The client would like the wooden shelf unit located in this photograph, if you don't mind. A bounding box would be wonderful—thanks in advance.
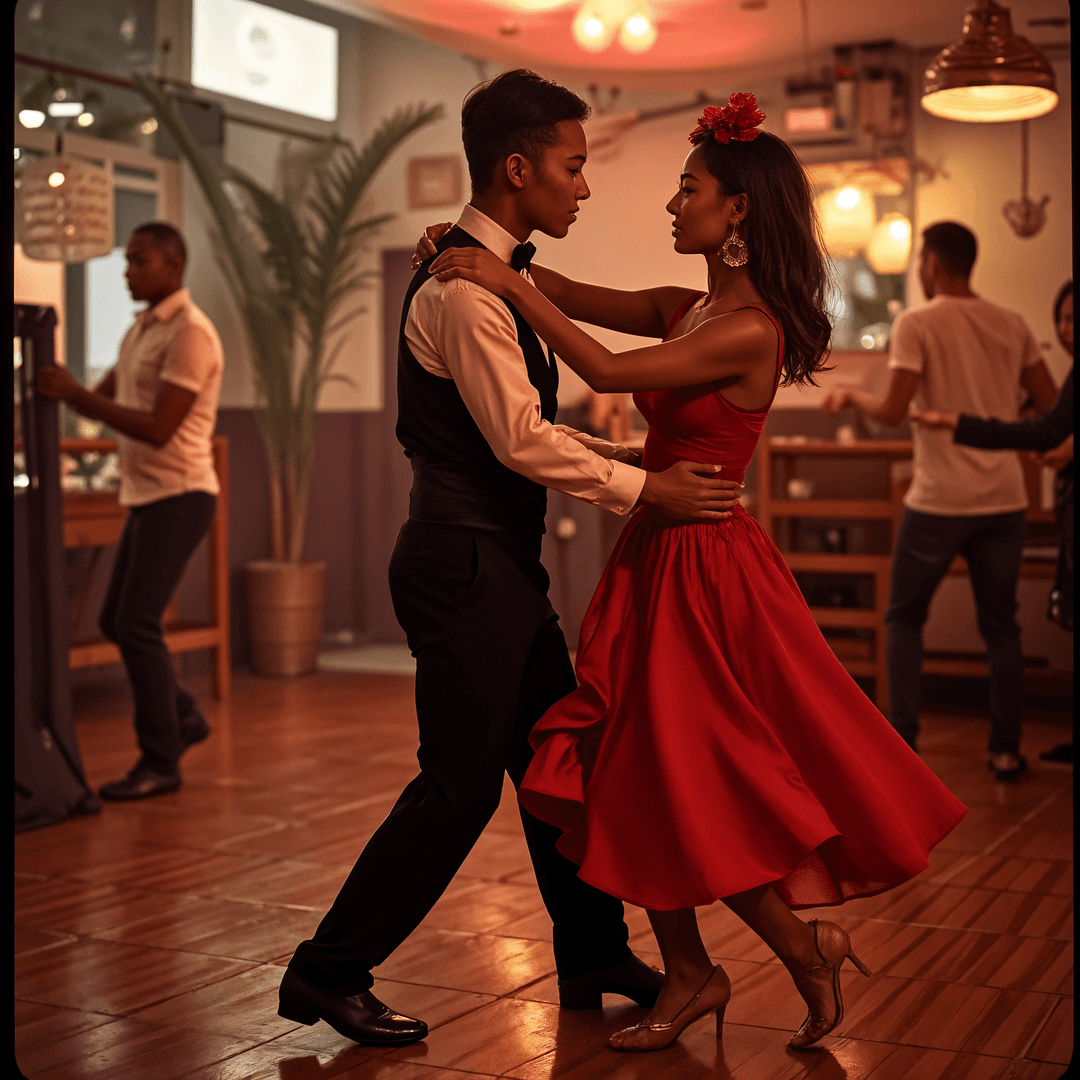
[61,436,231,699]
[755,437,1058,712]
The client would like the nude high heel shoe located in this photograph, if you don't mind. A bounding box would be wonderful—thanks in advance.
[609,966,730,1052]
[788,919,872,1051]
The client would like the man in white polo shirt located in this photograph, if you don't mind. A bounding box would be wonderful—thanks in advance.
[824,221,1058,780]
[38,222,223,800]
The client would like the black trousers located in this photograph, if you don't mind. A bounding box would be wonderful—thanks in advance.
[885,508,1026,755]
[98,491,217,774]
[289,520,632,995]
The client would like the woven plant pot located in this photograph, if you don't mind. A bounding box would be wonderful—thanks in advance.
[244,560,327,676]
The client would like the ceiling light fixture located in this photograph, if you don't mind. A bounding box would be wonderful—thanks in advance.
[921,0,1058,122]
[572,0,657,54]
[48,101,86,118]
[18,75,54,130]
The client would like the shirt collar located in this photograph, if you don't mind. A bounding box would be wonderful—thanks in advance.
[142,287,190,325]
[456,204,526,266]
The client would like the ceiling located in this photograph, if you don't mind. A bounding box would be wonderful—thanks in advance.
[311,0,1070,88]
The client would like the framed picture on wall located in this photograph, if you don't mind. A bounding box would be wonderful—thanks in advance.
[408,155,462,209]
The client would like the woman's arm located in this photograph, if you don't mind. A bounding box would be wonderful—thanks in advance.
[952,369,1073,451]
[430,247,772,393]
[411,223,698,338]
[529,264,701,340]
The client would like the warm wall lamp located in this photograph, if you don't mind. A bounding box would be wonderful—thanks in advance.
[921,0,1058,122]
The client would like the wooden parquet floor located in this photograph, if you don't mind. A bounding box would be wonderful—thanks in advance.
[15,669,1074,1080]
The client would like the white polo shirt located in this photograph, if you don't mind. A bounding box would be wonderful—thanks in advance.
[113,287,224,507]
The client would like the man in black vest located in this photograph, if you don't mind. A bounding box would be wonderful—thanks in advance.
[278,70,741,1047]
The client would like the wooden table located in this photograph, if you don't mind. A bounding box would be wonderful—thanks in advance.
[61,437,231,700]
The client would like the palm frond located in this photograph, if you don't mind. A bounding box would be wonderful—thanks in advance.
[131,76,441,560]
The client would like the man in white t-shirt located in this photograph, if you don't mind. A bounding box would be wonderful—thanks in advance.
[824,222,1058,780]
[38,222,223,800]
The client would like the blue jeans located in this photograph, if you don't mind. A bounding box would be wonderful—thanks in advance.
[885,508,1026,756]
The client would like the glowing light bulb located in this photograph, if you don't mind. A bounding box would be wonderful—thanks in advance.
[77,111,95,127]
[835,187,861,211]
[19,109,46,129]
[139,117,158,135]
[572,5,614,52]
[619,9,657,52]
[48,171,65,187]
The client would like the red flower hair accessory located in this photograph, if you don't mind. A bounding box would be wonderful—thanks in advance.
[689,92,766,145]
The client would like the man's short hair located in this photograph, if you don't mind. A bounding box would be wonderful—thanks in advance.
[461,69,590,195]
[131,221,187,264]
[922,221,977,278]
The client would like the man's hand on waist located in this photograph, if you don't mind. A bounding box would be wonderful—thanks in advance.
[638,460,742,522]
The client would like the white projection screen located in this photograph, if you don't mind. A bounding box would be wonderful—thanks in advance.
[191,0,338,122]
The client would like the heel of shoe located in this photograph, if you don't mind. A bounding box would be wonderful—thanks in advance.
[846,949,872,977]
[277,974,321,1026]
[714,1003,727,1038]
[278,996,320,1026]
[558,986,604,1009]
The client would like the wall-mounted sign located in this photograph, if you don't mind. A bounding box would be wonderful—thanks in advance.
[408,156,463,209]
[191,0,338,122]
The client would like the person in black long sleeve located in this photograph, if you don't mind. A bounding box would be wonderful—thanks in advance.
[913,280,1073,767]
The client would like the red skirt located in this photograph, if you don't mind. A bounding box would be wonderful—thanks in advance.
[519,508,967,911]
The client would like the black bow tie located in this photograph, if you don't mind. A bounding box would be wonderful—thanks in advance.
[511,242,536,272]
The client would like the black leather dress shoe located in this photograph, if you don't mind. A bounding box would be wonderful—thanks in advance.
[180,713,211,752]
[558,954,665,1009]
[278,968,428,1046]
[98,764,182,801]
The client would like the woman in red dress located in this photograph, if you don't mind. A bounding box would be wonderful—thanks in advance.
[428,94,967,1053]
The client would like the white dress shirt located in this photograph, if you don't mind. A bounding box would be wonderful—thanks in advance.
[404,203,646,516]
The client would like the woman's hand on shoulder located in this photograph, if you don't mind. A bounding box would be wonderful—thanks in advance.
[429,247,524,300]
[410,221,453,271]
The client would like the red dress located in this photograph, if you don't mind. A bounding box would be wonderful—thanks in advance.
[520,298,967,912]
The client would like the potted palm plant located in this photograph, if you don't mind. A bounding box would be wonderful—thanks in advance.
[134,76,441,675]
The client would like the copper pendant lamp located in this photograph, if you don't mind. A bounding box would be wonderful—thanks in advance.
[921,0,1058,123]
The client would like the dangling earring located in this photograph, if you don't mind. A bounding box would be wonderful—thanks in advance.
[722,221,748,267]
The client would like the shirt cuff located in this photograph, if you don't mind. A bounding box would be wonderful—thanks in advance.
[602,459,647,516]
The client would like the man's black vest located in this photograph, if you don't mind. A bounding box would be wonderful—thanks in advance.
[396,227,558,536]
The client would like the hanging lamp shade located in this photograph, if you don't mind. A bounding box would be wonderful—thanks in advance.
[815,186,875,258]
[16,156,114,262]
[866,213,912,275]
[921,0,1058,123]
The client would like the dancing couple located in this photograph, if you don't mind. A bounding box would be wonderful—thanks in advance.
[278,70,966,1054]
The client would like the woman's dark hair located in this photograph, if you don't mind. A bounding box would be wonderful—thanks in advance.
[921,221,977,277]
[1053,279,1072,325]
[131,221,187,263]
[690,129,831,386]
[461,69,590,195]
